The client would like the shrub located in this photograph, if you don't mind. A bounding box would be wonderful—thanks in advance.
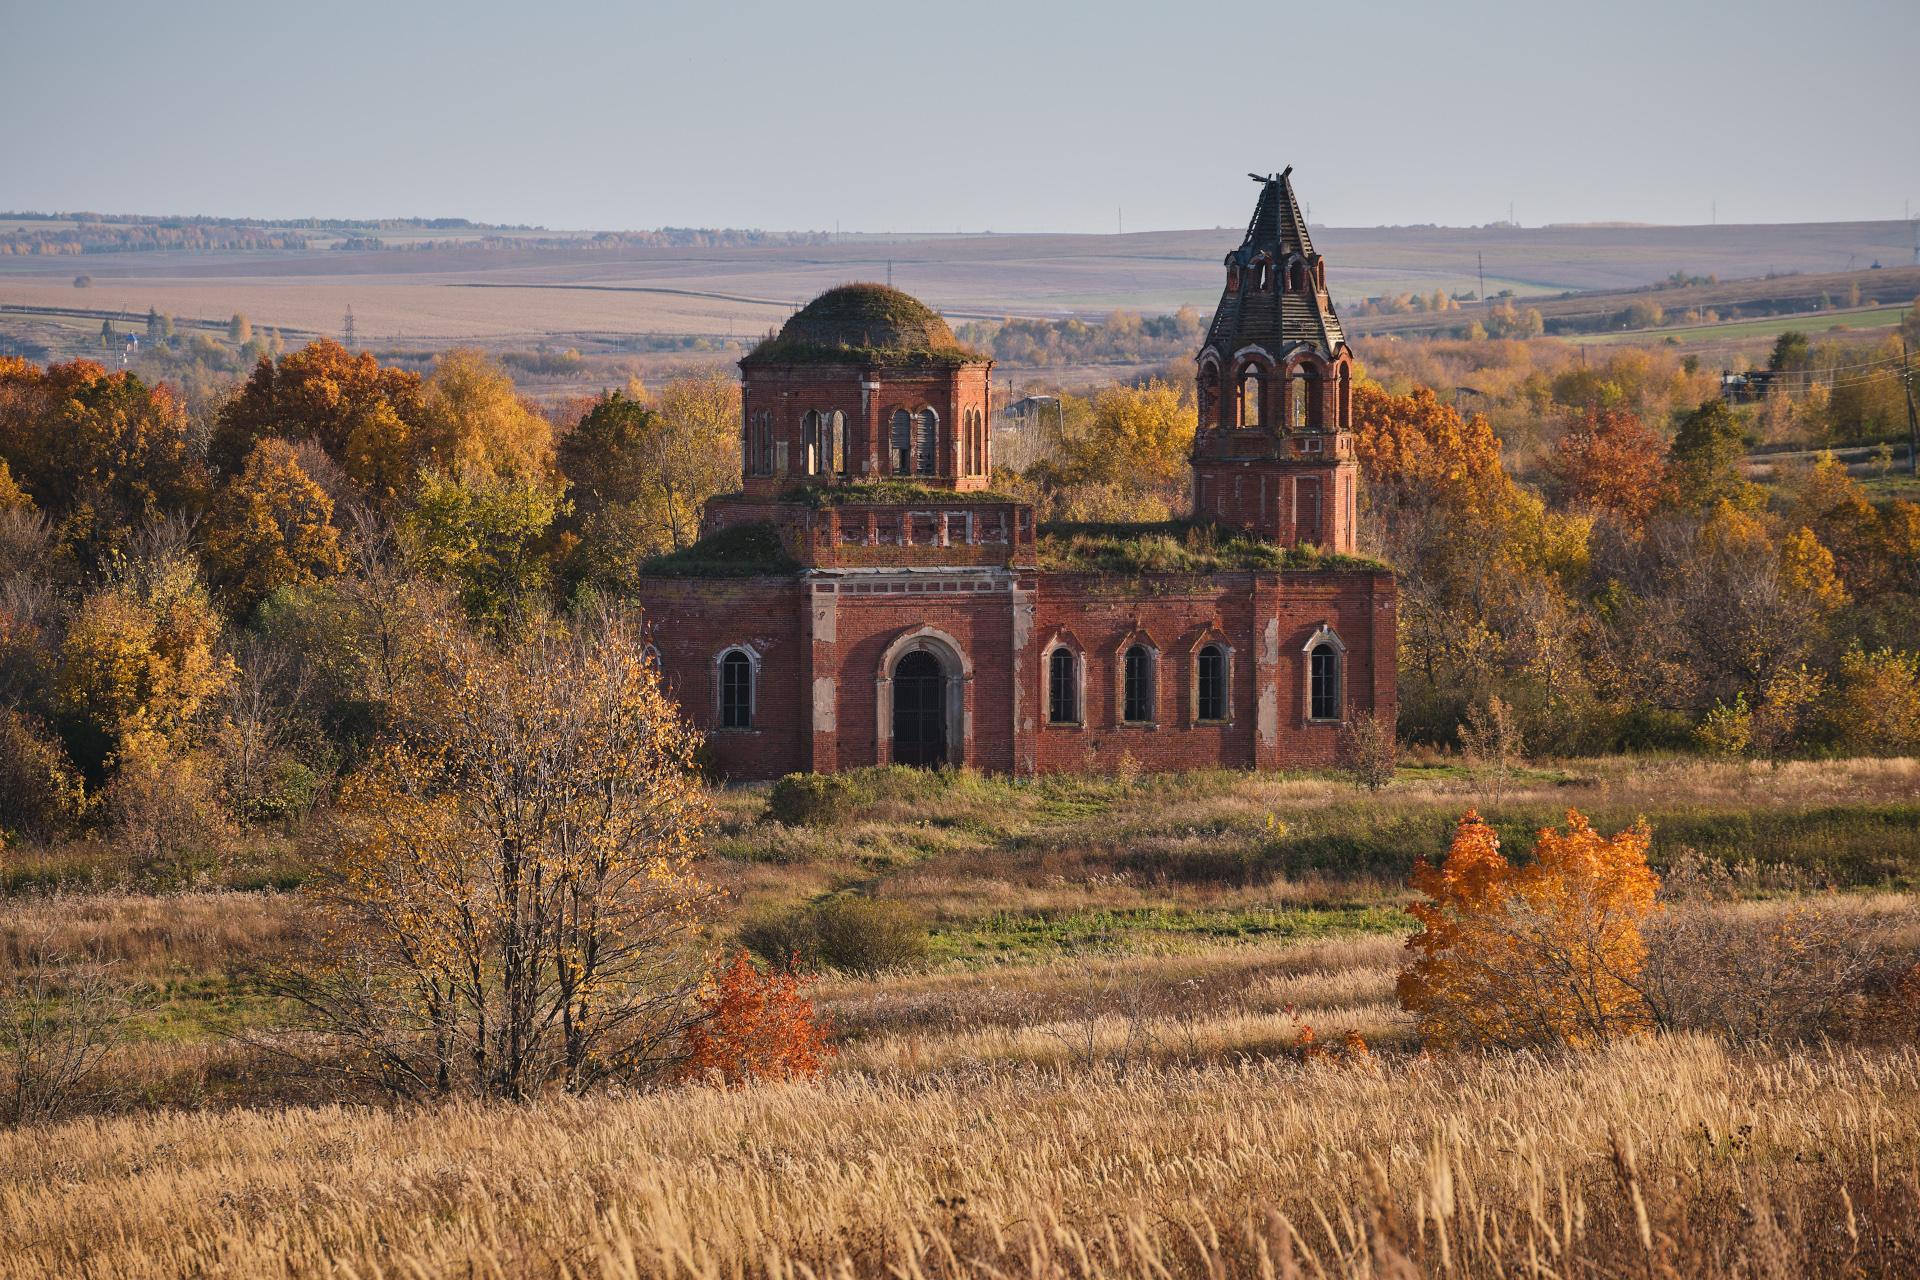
[2,947,126,1126]
[0,709,86,841]
[678,950,833,1087]
[1639,853,1894,1042]
[1397,808,1660,1050]
[766,772,861,827]
[1337,712,1398,790]
[102,748,234,880]
[741,895,928,975]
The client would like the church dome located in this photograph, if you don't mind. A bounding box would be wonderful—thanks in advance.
[742,284,983,366]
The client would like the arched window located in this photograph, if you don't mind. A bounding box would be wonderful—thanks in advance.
[1253,255,1273,291]
[1122,645,1154,723]
[1337,367,1350,430]
[751,411,775,476]
[890,409,912,474]
[1226,263,1241,292]
[640,644,660,671]
[802,409,822,475]
[1238,367,1264,429]
[829,411,848,477]
[1195,645,1226,722]
[1197,361,1220,426]
[1291,367,1312,430]
[1288,259,1308,292]
[913,408,938,476]
[1047,647,1078,725]
[719,649,754,729]
[1309,641,1341,722]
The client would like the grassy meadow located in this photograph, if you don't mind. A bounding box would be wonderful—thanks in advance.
[3,756,1919,1275]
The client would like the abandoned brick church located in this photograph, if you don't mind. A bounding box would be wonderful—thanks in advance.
[634,169,1397,779]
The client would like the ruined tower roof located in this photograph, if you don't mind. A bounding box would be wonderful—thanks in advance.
[1202,168,1345,358]
[741,283,985,367]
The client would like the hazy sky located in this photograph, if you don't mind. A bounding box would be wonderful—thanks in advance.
[3,0,1915,233]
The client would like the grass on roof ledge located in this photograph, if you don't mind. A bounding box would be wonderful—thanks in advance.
[636,522,799,578]
[1036,521,1390,574]
[740,337,984,367]
[783,481,1022,508]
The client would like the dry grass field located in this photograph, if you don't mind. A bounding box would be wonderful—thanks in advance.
[4,1036,1917,1278]
[2,757,1919,1275]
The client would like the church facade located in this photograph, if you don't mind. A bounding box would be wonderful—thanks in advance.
[634,170,1396,779]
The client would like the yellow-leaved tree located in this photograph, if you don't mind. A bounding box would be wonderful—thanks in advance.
[202,438,346,613]
[286,604,715,1100]
[1397,808,1660,1049]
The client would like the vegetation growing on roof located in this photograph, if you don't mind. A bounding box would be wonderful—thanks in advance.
[1036,521,1389,575]
[635,522,799,578]
[782,480,1020,508]
[742,283,985,367]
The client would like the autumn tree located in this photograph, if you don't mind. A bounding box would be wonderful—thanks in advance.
[1397,809,1660,1050]
[1547,407,1672,519]
[1025,378,1193,520]
[210,339,425,499]
[400,468,565,633]
[414,348,554,484]
[53,549,231,779]
[0,361,202,563]
[678,950,834,1087]
[202,439,346,613]
[1831,646,1920,754]
[560,374,739,574]
[287,608,716,1100]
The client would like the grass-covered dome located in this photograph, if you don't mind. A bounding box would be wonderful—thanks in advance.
[742,283,984,367]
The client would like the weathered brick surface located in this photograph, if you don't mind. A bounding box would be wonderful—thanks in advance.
[633,567,1396,781]
[640,203,1397,782]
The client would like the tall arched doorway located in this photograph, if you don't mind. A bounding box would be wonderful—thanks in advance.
[891,650,947,767]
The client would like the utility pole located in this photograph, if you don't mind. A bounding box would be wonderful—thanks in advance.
[1477,251,1486,307]
[342,305,357,351]
[1902,339,1919,477]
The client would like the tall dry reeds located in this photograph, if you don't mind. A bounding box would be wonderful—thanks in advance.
[0,1035,1914,1278]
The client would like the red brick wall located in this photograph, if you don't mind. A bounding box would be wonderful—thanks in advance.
[635,566,1396,782]
[739,362,994,498]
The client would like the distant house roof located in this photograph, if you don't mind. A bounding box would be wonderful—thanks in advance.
[1004,395,1058,418]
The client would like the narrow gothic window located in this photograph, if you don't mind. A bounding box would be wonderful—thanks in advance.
[1123,646,1153,723]
[1198,363,1220,426]
[719,649,754,729]
[1048,648,1078,724]
[913,408,938,476]
[890,409,912,474]
[1291,368,1311,430]
[802,409,821,475]
[830,411,848,477]
[1238,368,1263,429]
[1196,645,1226,722]
[1309,642,1341,721]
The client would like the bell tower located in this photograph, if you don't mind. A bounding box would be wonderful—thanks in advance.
[1190,168,1358,552]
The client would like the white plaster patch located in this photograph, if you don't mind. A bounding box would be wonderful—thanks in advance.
[1262,616,1280,666]
[1258,683,1278,746]
[812,676,837,731]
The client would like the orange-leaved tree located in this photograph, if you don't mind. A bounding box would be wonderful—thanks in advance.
[1397,808,1660,1050]
[679,949,833,1088]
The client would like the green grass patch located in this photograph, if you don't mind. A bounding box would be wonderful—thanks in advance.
[929,904,1409,963]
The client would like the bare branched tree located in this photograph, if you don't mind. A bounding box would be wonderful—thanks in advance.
[2,940,127,1126]
[278,605,717,1101]
[1459,696,1524,809]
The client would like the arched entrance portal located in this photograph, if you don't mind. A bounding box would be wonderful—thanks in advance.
[891,650,947,767]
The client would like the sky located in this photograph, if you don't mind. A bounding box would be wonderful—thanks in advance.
[3,0,1915,234]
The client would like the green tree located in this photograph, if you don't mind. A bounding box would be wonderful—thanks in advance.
[1668,398,1755,511]
[401,469,565,633]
